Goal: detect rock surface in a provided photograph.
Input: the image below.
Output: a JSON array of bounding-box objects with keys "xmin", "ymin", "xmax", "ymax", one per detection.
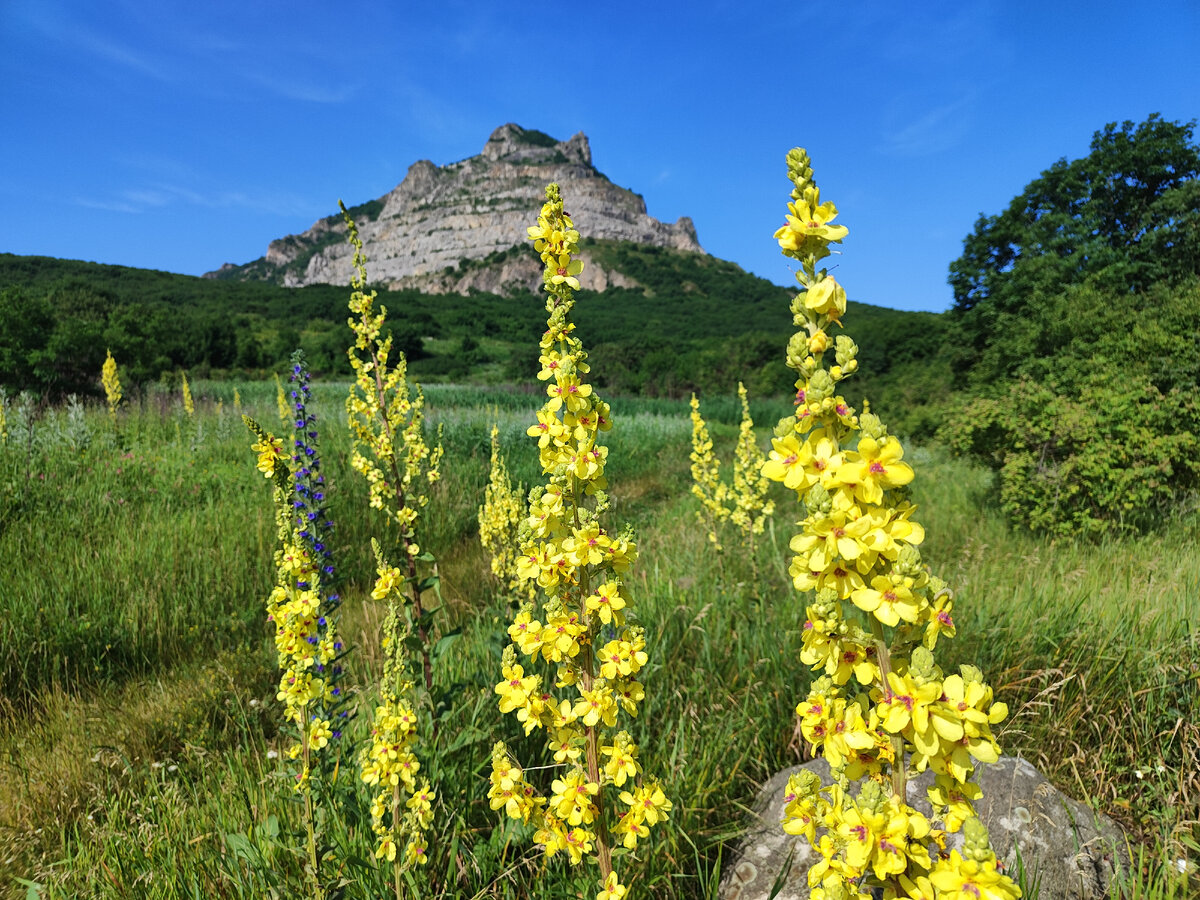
[
  {"xmin": 720, "ymin": 756, "xmax": 1130, "ymax": 900},
  {"xmin": 208, "ymin": 123, "xmax": 702, "ymax": 294}
]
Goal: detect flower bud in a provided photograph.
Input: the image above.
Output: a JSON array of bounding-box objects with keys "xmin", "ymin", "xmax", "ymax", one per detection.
[
  {"xmin": 960, "ymin": 664, "xmax": 984, "ymax": 685},
  {"xmin": 806, "ymin": 370, "xmax": 834, "ymax": 403},
  {"xmin": 805, "ymin": 483, "xmax": 832, "ymax": 516},
  {"xmin": 895, "ymin": 544, "xmax": 924, "ymax": 578},
  {"xmin": 962, "ymin": 816, "xmax": 994, "ymax": 862},
  {"xmin": 808, "ymin": 331, "xmax": 829, "ymax": 355},
  {"xmin": 786, "ymin": 333, "xmax": 809, "ymax": 369},
  {"xmin": 857, "ymin": 779, "xmax": 887, "ymax": 815},
  {"xmin": 858, "ymin": 412, "xmax": 886, "ymax": 441},
  {"xmin": 909, "ymin": 647, "xmax": 941, "ymax": 685},
  {"xmin": 834, "ymin": 335, "xmax": 858, "ymax": 368}
]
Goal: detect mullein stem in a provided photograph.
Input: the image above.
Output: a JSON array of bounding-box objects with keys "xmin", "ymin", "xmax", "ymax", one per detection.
[
  {"xmin": 300, "ymin": 703, "xmax": 324, "ymax": 900},
  {"xmin": 869, "ymin": 618, "xmax": 907, "ymax": 802},
  {"xmin": 573, "ymin": 493, "xmax": 612, "ymax": 881},
  {"xmin": 392, "ymin": 778, "xmax": 404, "ymax": 900}
]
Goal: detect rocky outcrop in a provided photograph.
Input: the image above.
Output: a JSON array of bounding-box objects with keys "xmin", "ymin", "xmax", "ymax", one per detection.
[
  {"xmin": 208, "ymin": 124, "xmax": 702, "ymax": 294},
  {"xmin": 720, "ymin": 757, "xmax": 1130, "ymax": 900}
]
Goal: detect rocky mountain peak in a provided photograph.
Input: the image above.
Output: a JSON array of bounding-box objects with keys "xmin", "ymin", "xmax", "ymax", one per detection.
[
  {"xmin": 480, "ymin": 123, "xmax": 592, "ymax": 167},
  {"xmin": 208, "ymin": 124, "xmax": 703, "ymax": 294}
]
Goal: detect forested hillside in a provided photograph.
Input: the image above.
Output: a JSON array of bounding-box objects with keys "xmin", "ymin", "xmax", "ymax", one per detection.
[{"xmin": 0, "ymin": 239, "xmax": 947, "ymax": 414}]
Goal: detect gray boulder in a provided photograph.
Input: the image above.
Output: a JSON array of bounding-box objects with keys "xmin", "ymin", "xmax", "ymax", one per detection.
[{"xmin": 720, "ymin": 756, "xmax": 1129, "ymax": 900}]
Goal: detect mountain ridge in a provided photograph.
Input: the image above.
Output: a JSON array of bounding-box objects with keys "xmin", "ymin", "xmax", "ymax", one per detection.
[{"xmin": 206, "ymin": 124, "xmax": 704, "ymax": 294}]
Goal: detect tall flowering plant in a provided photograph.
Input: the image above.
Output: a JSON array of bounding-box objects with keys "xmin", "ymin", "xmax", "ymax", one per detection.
[
  {"xmin": 244, "ymin": 352, "xmax": 347, "ymax": 900},
  {"xmin": 688, "ymin": 394, "xmax": 729, "ymax": 550},
  {"xmin": 765, "ymin": 149, "xmax": 1020, "ymax": 900},
  {"xmin": 276, "ymin": 372, "xmax": 290, "ymax": 424},
  {"xmin": 181, "ymin": 371, "xmax": 194, "ymax": 418},
  {"xmin": 101, "ymin": 350, "xmax": 122, "ymax": 425},
  {"xmin": 489, "ymin": 184, "xmax": 671, "ymax": 900},
  {"xmin": 729, "ymin": 383, "xmax": 774, "ymax": 555},
  {"xmin": 479, "ymin": 423, "xmax": 535, "ymax": 604},
  {"xmin": 689, "ymin": 385, "xmax": 774, "ymax": 583},
  {"xmin": 342, "ymin": 203, "xmax": 442, "ymax": 890}
]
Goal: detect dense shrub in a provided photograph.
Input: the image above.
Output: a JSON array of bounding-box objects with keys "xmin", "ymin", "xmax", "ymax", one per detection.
[{"xmin": 947, "ymin": 278, "xmax": 1200, "ymax": 535}]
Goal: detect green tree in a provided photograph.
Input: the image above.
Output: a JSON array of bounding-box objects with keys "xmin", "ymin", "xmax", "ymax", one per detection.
[
  {"xmin": 949, "ymin": 114, "xmax": 1200, "ymax": 382},
  {"xmin": 942, "ymin": 114, "xmax": 1200, "ymax": 534},
  {"xmin": 0, "ymin": 287, "xmax": 54, "ymax": 390}
]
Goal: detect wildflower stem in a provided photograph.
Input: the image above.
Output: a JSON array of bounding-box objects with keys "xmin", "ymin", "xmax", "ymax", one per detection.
[
  {"xmin": 869, "ymin": 618, "xmax": 906, "ymax": 801},
  {"xmin": 585, "ymin": 719, "xmax": 613, "ymax": 880},
  {"xmin": 392, "ymin": 779, "xmax": 404, "ymax": 900},
  {"xmin": 305, "ymin": 788, "xmax": 323, "ymax": 900}
]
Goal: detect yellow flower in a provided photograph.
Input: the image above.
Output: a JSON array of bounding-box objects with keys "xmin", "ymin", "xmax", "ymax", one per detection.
[
  {"xmin": 600, "ymin": 734, "xmax": 641, "ymax": 786},
  {"xmin": 775, "ymin": 195, "xmax": 849, "ymax": 258},
  {"xmin": 851, "ymin": 574, "xmax": 923, "ymax": 626},
  {"xmin": 804, "ymin": 277, "xmax": 848, "ymax": 319},
  {"xmin": 585, "ymin": 581, "xmax": 627, "ymax": 625},
  {"xmin": 597, "ymin": 871, "xmax": 628, "ymax": 900},
  {"xmin": 495, "ymin": 663, "xmax": 538, "ymax": 715},
  {"xmin": 251, "ymin": 435, "xmax": 284, "ymax": 478},
  {"xmin": 930, "ymin": 850, "xmax": 1021, "ymax": 899},
  {"xmin": 619, "ymin": 781, "xmax": 672, "ymax": 826},
  {"xmin": 549, "ymin": 769, "xmax": 598, "ymax": 826},
  {"xmin": 371, "ymin": 565, "xmax": 404, "ymax": 600},
  {"xmin": 835, "ymin": 435, "xmax": 915, "ymax": 505}
]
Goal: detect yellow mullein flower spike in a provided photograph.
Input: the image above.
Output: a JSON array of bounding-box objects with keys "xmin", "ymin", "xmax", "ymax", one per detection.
[
  {"xmin": 689, "ymin": 394, "xmax": 729, "ymax": 550},
  {"xmin": 101, "ymin": 349, "xmax": 122, "ymax": 424},
  {"xmin": 494, "ymin": 184, "xmax": 668, "ymax": 896},
  {"xmin": 768, "ymin": 150, "xmax": 1019, "ymax": 897},
  {"xmin": 275, "ymin": 372, "xmax": 289, "ymax": 423},
  {"xmin": 181, "ymin": 371, "xmax": 194, "ymax": 418},
  {"xmin": 342, "ymin": 203, "xmax": 442, "ymax": 887},
  {"xmin": 479, "ymin": 424, "xmax": 536, "ymax": 603}
]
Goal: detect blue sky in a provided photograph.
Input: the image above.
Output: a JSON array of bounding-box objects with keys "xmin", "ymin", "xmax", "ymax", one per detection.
[{"xmin": 1, "ymin": 1, "xmax": 1196, "ymax": 313}]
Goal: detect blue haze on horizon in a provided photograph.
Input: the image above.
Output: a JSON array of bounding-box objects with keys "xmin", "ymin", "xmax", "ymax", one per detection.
[{"xmin": 1, "ymin": 0, "xmax": 1197, "ymax": 313}]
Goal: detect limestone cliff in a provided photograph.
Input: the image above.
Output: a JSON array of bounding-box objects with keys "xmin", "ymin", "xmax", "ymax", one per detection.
[{"xmin": 208, "ymin": 124, "xmax": 703, "ymax": 294}]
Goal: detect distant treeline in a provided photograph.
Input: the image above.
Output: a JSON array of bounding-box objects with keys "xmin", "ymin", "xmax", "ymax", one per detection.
[{"xmin": 0, "ymin": 238, "xmax": 948, "ymax": 417}]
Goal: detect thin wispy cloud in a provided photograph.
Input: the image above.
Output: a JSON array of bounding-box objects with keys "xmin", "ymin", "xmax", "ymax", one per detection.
[
  {"xmin": 880, "ymin": 94, "xmax": 975, "ymax": 157},
  {"xmin": 74, "ymin": 183, "xmax": 314, "ymax": 217},
  {"xmin": 73, "ymin": 29, "xmax": 172, "ymax": 81},
  {"xmin": 243, "ymin": 70, "xmax": 360, "ymax": 105},
  {"xmin": 14, "ymin": 4, "xmax": 175, "ymax": 83},
  {"xmin": 74, "ymin": 196, "xmax": 142, "ymax": 214}
]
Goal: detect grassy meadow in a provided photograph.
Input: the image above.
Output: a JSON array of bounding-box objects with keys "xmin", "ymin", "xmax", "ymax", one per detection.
[{"xmin": 0, "ymin": 381, "xmax": 1197, "ymax": 898}]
